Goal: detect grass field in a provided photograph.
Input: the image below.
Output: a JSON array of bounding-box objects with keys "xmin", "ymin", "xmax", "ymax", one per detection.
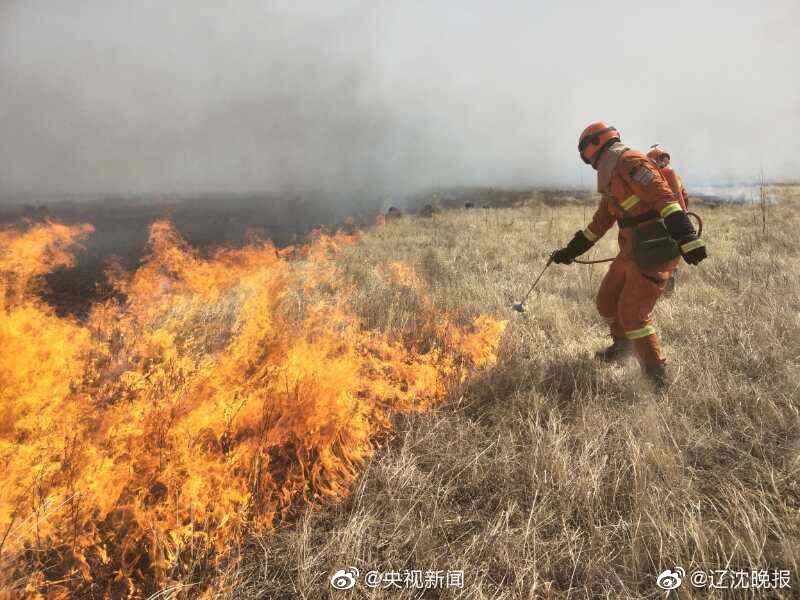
[
  {"xmin": 2, "ymin": 193, "xmax": 799, "ymax": 599},
  {"xmin": 212, "ymin": 197, "xmax": 800, "ymax": 598}
]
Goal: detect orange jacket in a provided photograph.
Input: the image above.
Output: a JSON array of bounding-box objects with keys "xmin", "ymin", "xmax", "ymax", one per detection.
[
  {"xmin": 583, "ymin": 147, "xmax": 686, "ymax": 261},
  {"xmin": 660, "ymin": 167, "xmax": 689, "ymax": 211}
]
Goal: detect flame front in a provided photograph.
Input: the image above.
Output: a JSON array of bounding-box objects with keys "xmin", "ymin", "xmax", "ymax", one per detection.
[{"xmin": 0, "ymin": 220, "xmax": 505, "ymax": 595}]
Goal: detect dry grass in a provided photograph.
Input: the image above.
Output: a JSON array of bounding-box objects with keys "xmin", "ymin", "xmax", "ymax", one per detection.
[{"xmin": 204, "ymin": 198, "xmax": 800, "ymax": 599}]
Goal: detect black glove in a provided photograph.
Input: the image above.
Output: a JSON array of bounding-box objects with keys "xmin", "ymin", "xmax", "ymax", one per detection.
[
  {"xmin": 551, "ymin": 230, "xmax": 594, "ymax": 265},
  {"xmin": 663, "ymin": 211, "xmax": 707, "ymax": 265},
  {"xmin": 679, "ymin": 238, "xmax": 707, "ymax": 265}
]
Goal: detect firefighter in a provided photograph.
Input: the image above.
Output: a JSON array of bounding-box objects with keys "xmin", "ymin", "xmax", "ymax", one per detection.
[{"xmin": 550, "ymin": 122, "xmax": 707, "ymax": 388}]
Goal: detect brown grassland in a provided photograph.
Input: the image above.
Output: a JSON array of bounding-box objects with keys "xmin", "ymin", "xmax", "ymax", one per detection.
[{"xmin": 213, "ymin": 196, "xmax": 800, "ymax": 599}]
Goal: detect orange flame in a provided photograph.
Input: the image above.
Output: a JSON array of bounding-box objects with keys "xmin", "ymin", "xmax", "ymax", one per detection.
[{"xmin": 0, "ymin": 219, "xmax": 505, "ymax": 596}]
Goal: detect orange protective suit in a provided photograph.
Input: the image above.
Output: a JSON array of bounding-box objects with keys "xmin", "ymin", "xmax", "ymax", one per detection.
[{"xmin": 583, "ymin": 142, "xmax": 684, "ymax": 368}]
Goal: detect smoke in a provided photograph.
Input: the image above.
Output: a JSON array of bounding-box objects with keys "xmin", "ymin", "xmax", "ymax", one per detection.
[{"xmin": 1, "ymin": 0, "xmax": 798, "ymax": 200}]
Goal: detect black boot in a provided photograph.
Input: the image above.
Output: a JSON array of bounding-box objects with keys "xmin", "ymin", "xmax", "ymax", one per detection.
[
  {"xmin": 644, "ymin": 362, "xmax": 669, "ymax": 391},
  {"xmin": 594, "ymin": 338, "xmax": 631, "ymax": 362}
]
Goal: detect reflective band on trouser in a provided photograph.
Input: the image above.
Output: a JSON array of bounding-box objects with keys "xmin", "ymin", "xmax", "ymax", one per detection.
[
  {"xmin": 681, "ymin": 239, "xmax": 705, "ymax": 253},
  {"xmin": 582, "ymin": 227, "xmax": 599, "ymax": 242},
  {"xmin": 621, "ymin": 195, "xmax": 640, "ymax": 211},
  {"xmin": 626, "ymin": 325, "xmax": 656, "ymax": 340},
  {"xmin": 660, "ymin": 202, "xmax": 683, "ymax": 218}
]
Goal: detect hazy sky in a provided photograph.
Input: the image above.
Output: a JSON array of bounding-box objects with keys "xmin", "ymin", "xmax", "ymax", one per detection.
[{"xmin": 1, "ymin": 1, "xmax": 798, "ymax": 198}]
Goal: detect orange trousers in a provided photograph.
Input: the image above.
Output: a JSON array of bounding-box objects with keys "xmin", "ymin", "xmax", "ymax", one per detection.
[{"xmin": 595, "ymin": 255, "xmax": 678, "ymax": 368}]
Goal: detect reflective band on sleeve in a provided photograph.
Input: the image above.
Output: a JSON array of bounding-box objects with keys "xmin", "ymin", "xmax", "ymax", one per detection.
[
  {"xmin": 681, "ymin": 238, "xmax": 705, "ymax": 253},
  {"xmin": 621, "ymin": 195, "xmax": 640, "ymax": 210},
  {"xmin": 660, "ymin": 202, "xmax": 683, "ymax": 218},
  {"xmin": 582, "ymin": 227, "xmax": 599, "ymax": 242},
  {"xmin": 626, "ymin": 325, "xmax": 656, "ymax": 340}
]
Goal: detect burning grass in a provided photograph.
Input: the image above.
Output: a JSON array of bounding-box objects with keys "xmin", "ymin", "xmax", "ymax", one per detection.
[{"xmin": 0, "ymin": 219, "xmax": 505, "ymax": 597}]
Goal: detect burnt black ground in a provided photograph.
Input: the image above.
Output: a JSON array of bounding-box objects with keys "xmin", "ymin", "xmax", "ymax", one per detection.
[{"xmin": 1, "ymin": 194, "xmax": 354, "ymax": 317}]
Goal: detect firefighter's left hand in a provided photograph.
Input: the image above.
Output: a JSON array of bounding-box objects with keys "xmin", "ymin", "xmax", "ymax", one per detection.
[{"xmin": 680, "ymin": 239, "xmax": 707, "ymax": 265}]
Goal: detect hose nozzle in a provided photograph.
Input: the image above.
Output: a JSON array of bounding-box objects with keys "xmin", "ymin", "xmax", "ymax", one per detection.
[{"xmin": 510, "ymin": 256, "xmax": 553, "ymax": 314}]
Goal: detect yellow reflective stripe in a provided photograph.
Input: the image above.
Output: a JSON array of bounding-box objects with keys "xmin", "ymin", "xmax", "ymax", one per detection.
[
  {"xmin": 626, "ymin": 325, "xmax": 656, "ymax": 340},
  {"xmin": 621, "ymin": 195, "xmax": 640, "ymax": 210},
  {"xmin": 681, "ymin": 238, "xmax": 705, "ymax": 253},
  {"xmin": 660, "ymin": 202, "xmax": 683, "ymax": 218},
  {"xmin": 582, "ymin": 227, "xmax": 599, "ymax": 242}
]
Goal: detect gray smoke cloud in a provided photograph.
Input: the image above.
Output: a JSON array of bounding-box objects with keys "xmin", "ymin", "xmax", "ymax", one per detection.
[{"xmin": 1, "ymin": 0, "xmax": 798, "ymax": 199}]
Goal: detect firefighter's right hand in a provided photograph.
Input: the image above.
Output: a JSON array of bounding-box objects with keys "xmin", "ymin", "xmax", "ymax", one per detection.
[
  {"xmin": 679, "ymin": 238, "xmax": 707, "ymax": 265},
  {"xmin": 550, "ymin": 247, "xmax": 576, "ymax": 265},
  {"xmin": 551, "ymin": 230, "xmax": 594, "ymax": 265}
]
